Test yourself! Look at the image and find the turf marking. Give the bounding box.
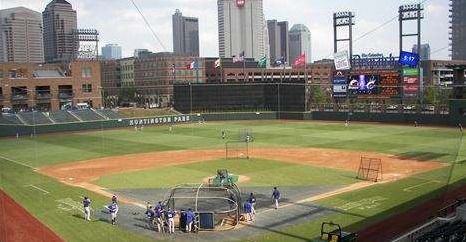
[402,180,441,192]
[336,196,388,211]
[56,198,84,213]
[25,184,50,195]
[0,155,35,170]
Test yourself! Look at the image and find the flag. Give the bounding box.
[257,56,267,68]
[293,53,306,67]
[214,58,221,68]
[186,60,198,70]
[274,56,285,66]
[233,51,245,63]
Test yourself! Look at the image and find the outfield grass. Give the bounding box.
[95,158,358,189]
[0,120,464,242]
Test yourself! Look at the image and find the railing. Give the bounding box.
[11,94,28,101]
[58,93,74,99]
[36,93,52,100]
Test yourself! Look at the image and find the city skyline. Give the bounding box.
[0,0,451,61]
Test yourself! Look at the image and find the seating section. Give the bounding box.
[95,109,124,120]
[17,112,53,125]
[0,114,23,125]
[49,111,79,123]
[416,220,465,242]
[70,109,105,121]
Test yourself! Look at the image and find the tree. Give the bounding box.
[424,86,441,105]
[311,86,326,104]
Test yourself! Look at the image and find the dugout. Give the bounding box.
[163,183,241,231]
[173,83,306,113]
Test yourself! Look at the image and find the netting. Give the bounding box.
[357,157,383,182]
[164,183,241,231]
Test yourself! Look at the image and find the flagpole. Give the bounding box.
[196,58,199,83]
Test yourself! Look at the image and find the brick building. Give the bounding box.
[0,60,102,111]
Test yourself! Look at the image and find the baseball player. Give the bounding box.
[248,193,257,216]
[272,187,281,209]
[243,200,253,222]
[145,206,155,229]
[166,208,176,234]
[221,130,226,139]
[106,201,119,225]
[82,196,91,221]
[185,208,194,233]
[154,205,164,233]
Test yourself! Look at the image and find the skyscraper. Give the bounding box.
[450,0,466,60]
[217,0,269,61]
[0,7,44,63]
[289,24,312,64]
[172,9,200,57]
[412,44,431,61]
[42,0,78,63]
[267,20,289,65]
[102,44,122,60]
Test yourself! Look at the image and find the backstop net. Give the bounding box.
[357,157,383,182]
[225,141,249,159]
[164,183,241,231]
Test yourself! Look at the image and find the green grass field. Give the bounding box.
[0,120,465,242]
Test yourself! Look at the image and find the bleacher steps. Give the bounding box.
[67,111,83,121]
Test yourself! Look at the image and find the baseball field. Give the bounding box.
[0,120,465,242]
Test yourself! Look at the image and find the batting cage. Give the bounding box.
[163,183,241,231]
[357,157,383,182]
[225,141,249,159]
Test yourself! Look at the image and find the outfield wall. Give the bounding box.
[0,110,463,137]
[0,112,278,137]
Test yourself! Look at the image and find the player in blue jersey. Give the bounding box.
[272,187,280,209]
[185,208,194,233]
[145,206,155,229]
[106,201,119,225]
[82,196,91,221]
[154,205,165,233]
[243,200,253,222]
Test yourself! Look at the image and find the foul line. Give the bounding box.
[403,180,441,192]
[25,184,50,195]
[0,155,35,170]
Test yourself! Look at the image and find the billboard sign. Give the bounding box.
[333,77,347,98]
[403,77,419,97]
[236,0,245,8]
[402,67,419,76]
[348,74,380,95]
[399,51,420,67]
[334,50,351,70]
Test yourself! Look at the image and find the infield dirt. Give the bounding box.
[38,147,445,206]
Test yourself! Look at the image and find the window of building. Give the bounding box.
[0,70,3,79]
[82,84,92,93]
[81,67,92,78]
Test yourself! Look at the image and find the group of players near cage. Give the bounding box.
[81,187,282,233]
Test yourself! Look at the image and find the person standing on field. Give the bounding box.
[82,196,91,221]
[166,208,176,233]
[272,187,280,209]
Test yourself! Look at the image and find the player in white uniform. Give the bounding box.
[106,201,119,225]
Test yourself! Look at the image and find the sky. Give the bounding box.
[0,0,451,61]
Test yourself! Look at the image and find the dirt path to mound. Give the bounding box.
[0,189,64,242]
[38,147,445,206]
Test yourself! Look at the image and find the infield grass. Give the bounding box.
[95,158,358,189]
